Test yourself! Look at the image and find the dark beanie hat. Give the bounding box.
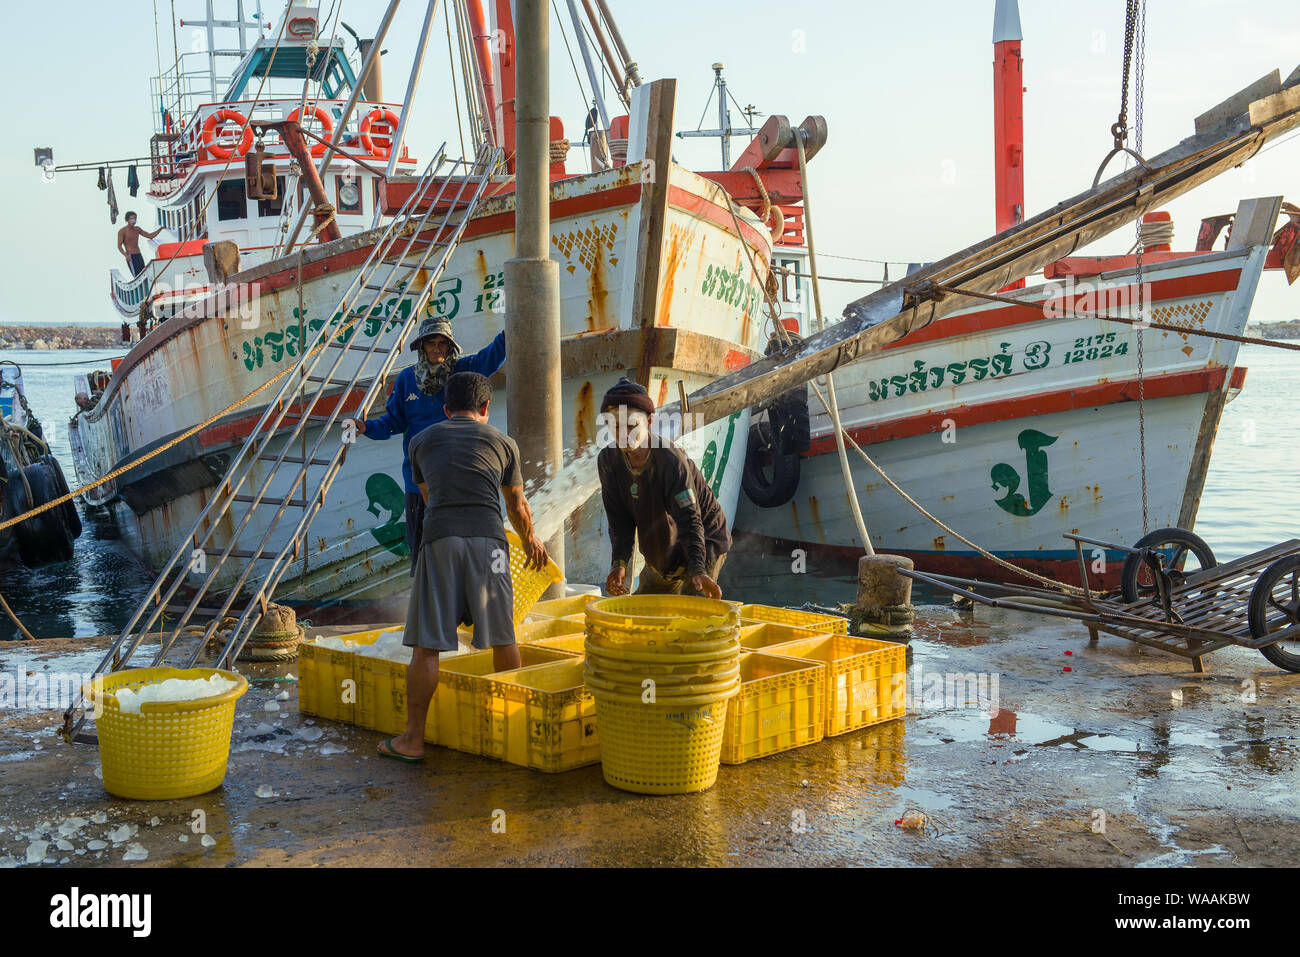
[600,377,655,417]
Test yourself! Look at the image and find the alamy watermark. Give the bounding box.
[0,670,103,717]
[1042,274,1155,328]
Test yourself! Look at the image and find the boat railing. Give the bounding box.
[172,98,415,169]
[109,266,151,317]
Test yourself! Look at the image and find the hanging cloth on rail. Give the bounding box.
[97,167,106,190]
[126,165,140,198]
[106,168,119,224]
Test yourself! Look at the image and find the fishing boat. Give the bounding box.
[731,0,1300,588]
[1,360,82,568]
[54,1,814,614]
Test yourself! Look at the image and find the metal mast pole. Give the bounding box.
[715,64,729,168]
[565,0,609,129]
[994,0,1026,289]
[282,0,402,254]
[373,0,441,228]
[505,0,565,591]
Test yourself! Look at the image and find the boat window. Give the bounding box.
[257,176,287,217]
[335,174,363,215]
[780,259,802,304]
[217,179,249,221]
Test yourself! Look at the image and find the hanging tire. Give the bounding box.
[1248,555,1300,673]
[40,454,82,540]
[742,423,801,508]
[10,463,75,567]
[1120,527,1216,603]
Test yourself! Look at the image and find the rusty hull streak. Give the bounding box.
[575,381,595,450]
[588,248,611,332]
[807,495,826,544]
[655,228,686,328]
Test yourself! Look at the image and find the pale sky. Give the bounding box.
[3,0,1299,325]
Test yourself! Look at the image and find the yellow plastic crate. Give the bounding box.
[298,627,395,724]
[505,529,565,622]
[435,645,572,753]
[763,634,906,736]
[355,642,475,738]
[523,593,601,621]
[720,653,826,765]
[738,622,824,652]
[738,604,849,635]
[480,658,600,772]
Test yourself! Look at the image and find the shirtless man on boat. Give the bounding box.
[116,212,161,278]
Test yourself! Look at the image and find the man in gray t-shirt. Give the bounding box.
[379,371,549,763]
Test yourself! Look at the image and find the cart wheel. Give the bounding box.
[1249,555,1300,673]
[1120,527,1216,603]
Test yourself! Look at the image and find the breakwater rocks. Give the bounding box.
[0,325,125,350]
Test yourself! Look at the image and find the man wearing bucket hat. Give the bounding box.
[345,316,505,568]
[597,377,731,600]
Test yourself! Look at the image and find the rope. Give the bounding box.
[0,592,35,641]
[795,134,873,557]
[1126,216,1174,253]
[609,138,628,165]
[742,166,772,222]
[549,139,572,164]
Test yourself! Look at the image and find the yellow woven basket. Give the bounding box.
[86,667,248,801]
[585,595,740,653]
[506,530,565,623]
[590,685,739,794]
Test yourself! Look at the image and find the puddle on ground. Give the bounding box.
[912,709,1143,751]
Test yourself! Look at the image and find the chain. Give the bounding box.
[1112,0,1140,149]
[1133,0,1149,535]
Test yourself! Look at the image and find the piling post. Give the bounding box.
[853,554,915,640]
[505,0,565,595]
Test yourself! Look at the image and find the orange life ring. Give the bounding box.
[765,205,785,242]
[360,108,401,157]
[201,108,253,160]
[287,105,336,157]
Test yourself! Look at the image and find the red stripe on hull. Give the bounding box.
[885,268,1242,350]
[730,531,1122,591]
[806,365,1228,454]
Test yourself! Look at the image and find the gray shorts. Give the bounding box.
[405,535,516,652]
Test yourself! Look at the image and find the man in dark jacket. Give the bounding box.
[598,378,731,599]
[345,316,506,566]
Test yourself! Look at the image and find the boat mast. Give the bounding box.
[993,0,1025,232]
[465,0,501,145]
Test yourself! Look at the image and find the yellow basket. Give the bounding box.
[764,634,907,736]
[480,658,600,772]
[739,604,849,635]
[523,593,601,621]
[586,595,740,641]
[584,647,742,683]
[585,661,741,697]
[720,653,826,764]
[738,622,825,652]
[86,667,248,801]
[506,529,565,622]
[434,645,572,753]
[590,686,737,794]
[298,627,397,724]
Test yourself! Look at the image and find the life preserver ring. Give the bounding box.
[360,108,401,157]
[201,108,254,160]
[287,105,336,157]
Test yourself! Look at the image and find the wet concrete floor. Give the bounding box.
[1,606,1296,867]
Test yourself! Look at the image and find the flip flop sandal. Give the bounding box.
[377,737,424,763]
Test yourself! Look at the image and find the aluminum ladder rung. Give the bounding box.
[231,494,311,507]
[258,453,334,466]
[202,547,297,561]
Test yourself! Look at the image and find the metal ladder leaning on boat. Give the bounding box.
[61,143,505,742]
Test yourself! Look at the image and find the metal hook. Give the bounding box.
[1092,146,1153,189]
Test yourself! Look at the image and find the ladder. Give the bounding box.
[63,143,503,739]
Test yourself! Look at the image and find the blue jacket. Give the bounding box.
[362,331,506,494]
